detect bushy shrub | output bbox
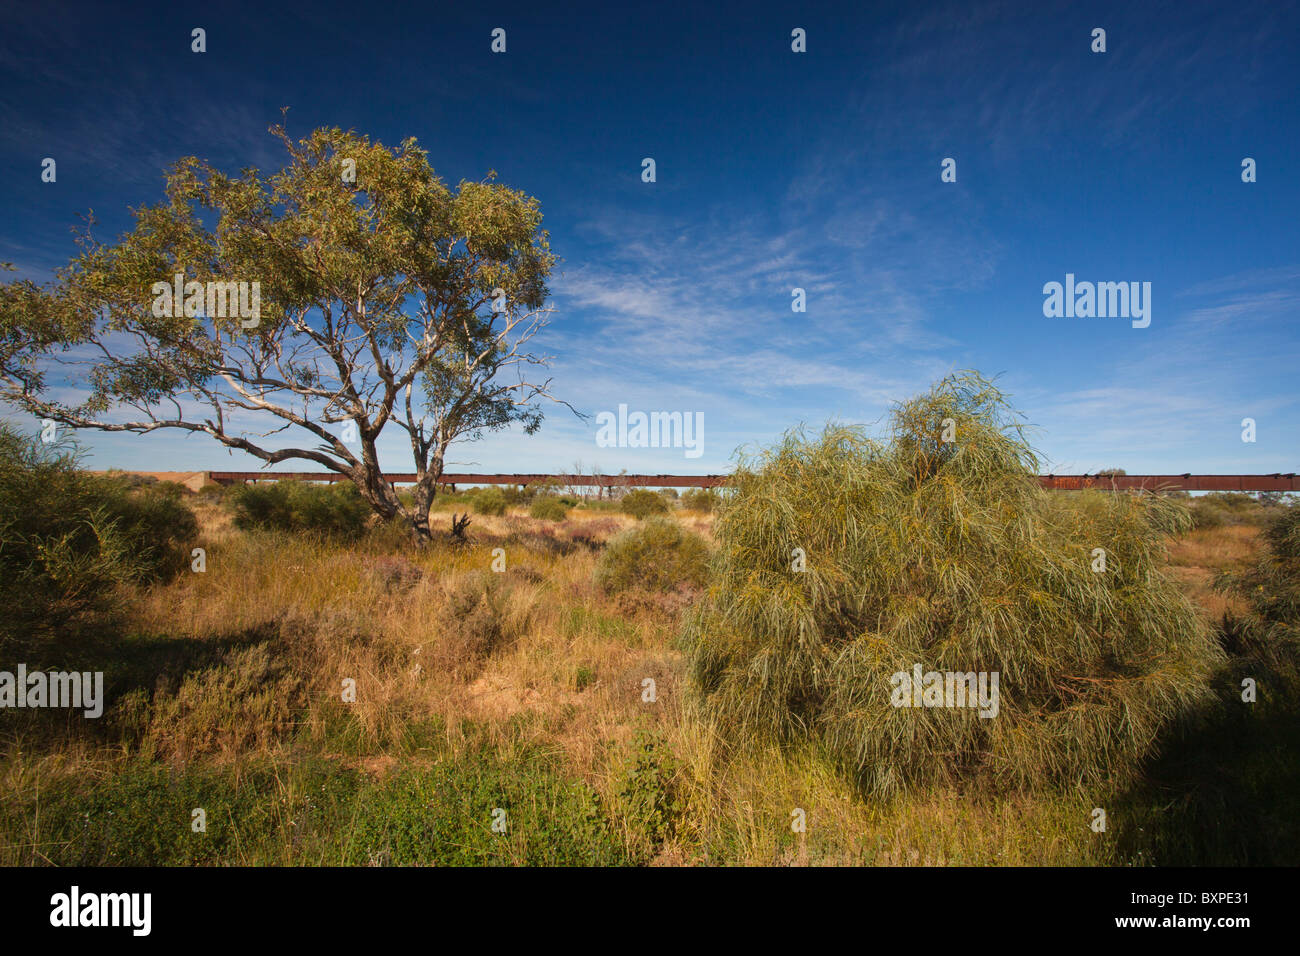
[685,372,1222,798]
[530,497,569,521]
[1190,492,1279,529]
[1218,505,1300,647]
[680,488,721,513]
[612,731,686,862]
[104,479,200,579]
[229,480,370,538]
[1190,501,1228,529]
[621,488,670,519]
[498,484,531,505]
[425,488,472,512]
[1204,492,1263,512]
[498,480,558,505]
[595,517,709,594]
[531,478,562,499]
[0,426,197,653]
[472,487,508,516]
[12,752,628,866]
[196,482,227,503]
[103,469,158,489]
[345,754,627,865]
[578,497,622,512]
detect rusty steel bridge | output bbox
[205,471,1300,494]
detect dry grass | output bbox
[1167,523,1259,570]
[117,504,703,799]
[1166,524,1259,621]
[2,491,1284,866]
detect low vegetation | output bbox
[230,480,371,539]
[620,488,670,519]
[2,374,1296,866]
[595,517,710,595]
[1188,491,1288,530]
[472,488,508,516]
[680,488,721,513]
[0,425,196,656]
[529,497,570,521]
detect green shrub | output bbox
[621,488,670,519]
[612,731,686,862]
[680,488,721,513]
[229,480,370,538]
[426,488,473,511]
[1203,492,1261,512]
[1218,505,1300,647]
[686,372,1222,798]
[530,478,562,499]
[1190,501,1228,529]
[473,487,508,516]
[4,751,629,866]
[578,497,622,512]
[344,754,628,865]
[497,481,557,506]
[2,761,277,865]
[0,426,196,653]
[196,482,227,503]
[1190,492,1279,529]
[595,517,709,594]
[499,484,531,505]
[530,497,569,521]
[103,479,200,579]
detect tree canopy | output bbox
[0,124,568,540]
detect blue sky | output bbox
[2,0,1297,477]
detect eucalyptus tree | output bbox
[0,124,570,541]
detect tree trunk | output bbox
[353,469,403,521]
[345,439,454,546]
[406,472,437,543]
[409,502,434,543]
[346,454,427,543]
